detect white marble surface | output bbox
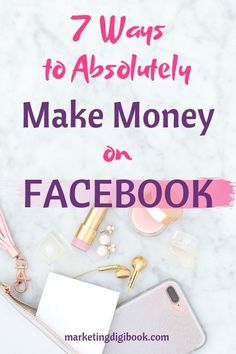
[0,0,236,353]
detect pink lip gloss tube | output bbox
[72,208,107,252]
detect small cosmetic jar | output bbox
[130,208,183,236]
[36,232,66,264]
[169,231,199,266]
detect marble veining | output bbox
[0,1,236,353]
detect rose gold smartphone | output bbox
[104,280,206,354]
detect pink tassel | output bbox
[0,209,19,257]
[0,209,30,293]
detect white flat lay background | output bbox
[0,1,236,353]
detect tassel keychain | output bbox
[0,209,30,293]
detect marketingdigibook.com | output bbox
[64,332,170,344]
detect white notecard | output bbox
[36,273,119,354]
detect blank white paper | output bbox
[36,273,120,354]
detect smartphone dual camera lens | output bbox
[167,286,179,303]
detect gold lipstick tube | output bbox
[72,208,107,252]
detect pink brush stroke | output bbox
[18,178,235,208]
